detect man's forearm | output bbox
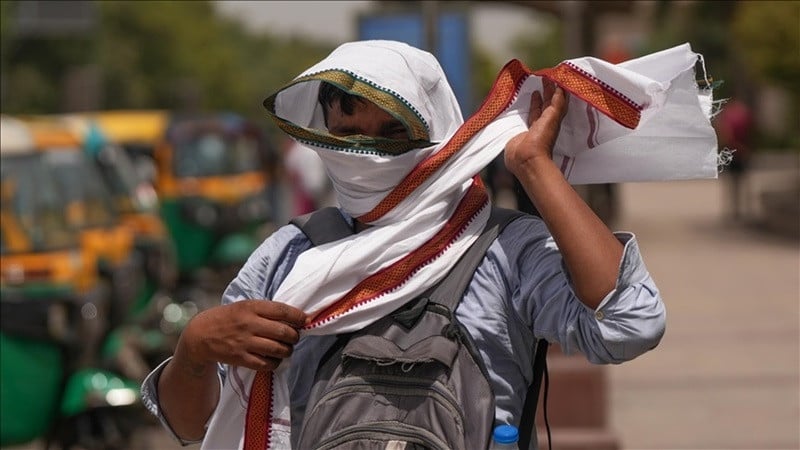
[515,156,623,309]
[157,346,220,441]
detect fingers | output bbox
[240,327,299,371]
[530,77,567,128]
[246,336,295,360]
[250,300,307,328]
[222,319,299,372]
[223,323,298,372]
[182,301,308,373]
[529,90,543,126]
[542,78,555,107]
[534,77,568,121]
[551,86,568,119]
[248,318,301,345]
[240,353,282,372]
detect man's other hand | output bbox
[177,300,307,372]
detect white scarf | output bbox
[200,40,717,450]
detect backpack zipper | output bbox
[314,421,451,450]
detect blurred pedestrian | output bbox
[716,98,754,220]
[142,40,668,449]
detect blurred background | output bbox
[0,1,797,449]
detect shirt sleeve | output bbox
[140,357,218,446]
[500,216,666,364]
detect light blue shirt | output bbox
[142,211,665,446]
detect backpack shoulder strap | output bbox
[520,338,550,450]
[419,206,547,450]
[426,206,524,311]
[290,207,354,246]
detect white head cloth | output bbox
[201,40,717,449]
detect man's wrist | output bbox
[172,330,214,379]
[173,352,214,379]
[510,155,559,185]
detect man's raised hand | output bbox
[504,78,569,178]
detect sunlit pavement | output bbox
[607,159,799,449]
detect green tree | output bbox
[97,0,334,123]
[470,17,563,115]
[1,0,333,123]
[732,1,800,148]
[97,1,267,114]
[234,34,332,121]
[731,1,800,96]
[470,47,502,106]
[509,17,564,72]
[647,0,799,148]
[646,1,735,96]
[1,0,98,113]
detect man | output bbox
[142,40,666,449]
[716,98,754,220]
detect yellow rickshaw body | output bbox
[158,167,267,204]
[23,118,137,269]
[0,116,99,294]
[0,116,98,294]
[0,213,98,294]
[88,110,169,148]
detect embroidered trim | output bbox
[295,69,430,142]
[534,62,642,129]
[244,371,273,450]
[322,69,430,136]
[263,93,430,156]
[564,62,642,111]
[263,69,434,156]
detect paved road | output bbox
[606,171,799,449]
[529,161,798,450]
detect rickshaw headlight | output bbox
[181,199,218,227]
[237,195,270,223]
[105,387,137,406]
[194,204,217,226]
[2,263,25,284]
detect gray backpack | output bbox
[290,207,548,450]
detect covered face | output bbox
[263,40,468,218]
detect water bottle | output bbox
[489,424,519,449]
